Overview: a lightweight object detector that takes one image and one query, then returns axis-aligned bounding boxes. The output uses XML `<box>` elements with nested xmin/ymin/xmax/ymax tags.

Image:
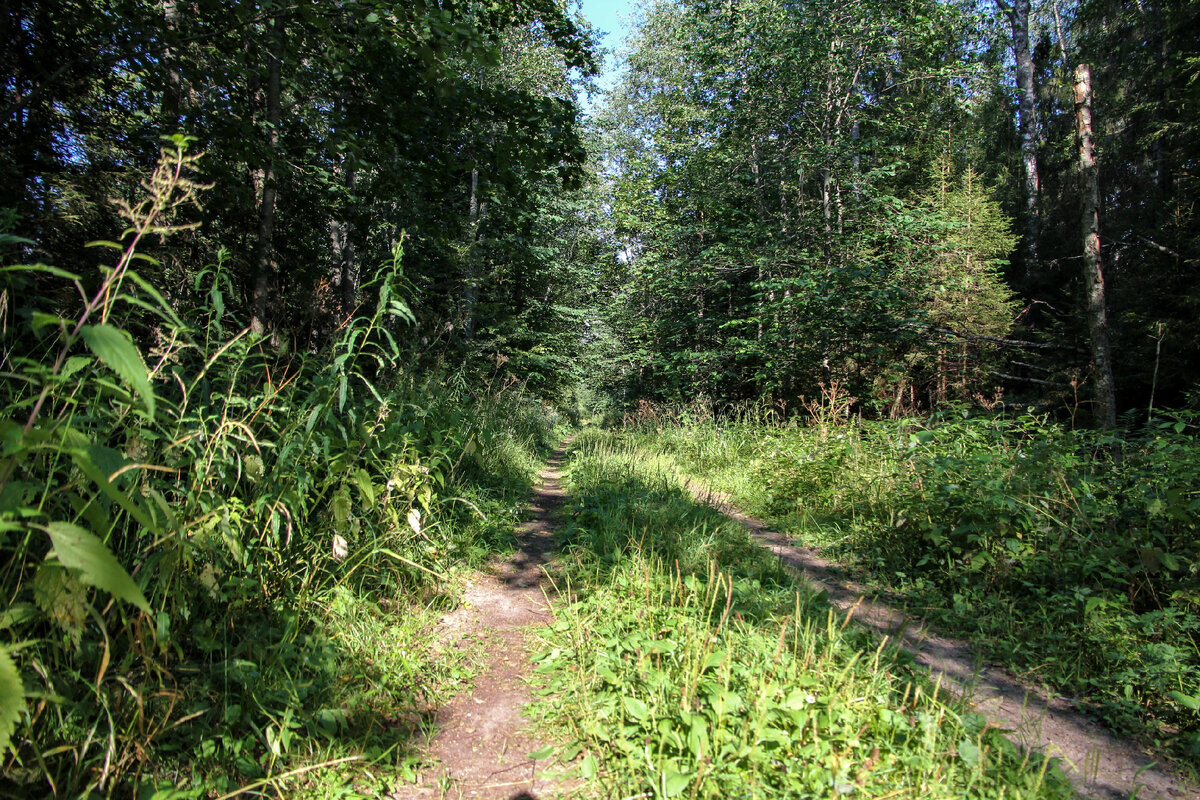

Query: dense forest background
<box><xmin>596</xmin><ymin>0</ymin><xmax>1200</xmax><ymax>421</ymax></box>
<box><xmin>2</xmin><ymin>0</ymin><xmax>603</xmax><ymax>398</ymax></box>
<box><xmin>2</xmin><ymin>0</ymin><xmax>1199</xmax><ymax>795</ymax></box>
<box><xmin>4</xmin><ymin>0</ymin><xmax>1200</xmax><ymax>418</ymax></box>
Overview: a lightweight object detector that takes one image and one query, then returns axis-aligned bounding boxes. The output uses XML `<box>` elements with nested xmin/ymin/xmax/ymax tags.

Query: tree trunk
<box><xmin>821</xmin><ymin>157</ymin><xmax>833</xmax><ymax>255</ymax></box>
<box><xmin>330</xmin><ymin>160</ymin><xmax>357</xmax><ymax>318</ymax></box>
<box><xmin>1006</xmin><ymin>0</ymin><xmax>1041</xmax><ymax>284</ymax></box>
<box><xmin>251</xmin><ymin>14</ymin><xmax>283</xmax><ymax>337</ymax></box>
<box><xmin>161</xmin><ymin>0</ymin><xmax>184</xmax><ymax>124</ymax></box>
<box><xmin>750</xmin><ymin>138</ymin><xmax>766</xmax><ymax>222</ymax></box>
<box><xmin>463</xmin><ymin>166</ymin><xmax>482</xmax><ymax>340</ymax></box>
<box><xmin>1074</xmin><ymin>63</ymin><xmax>1117</xmax><ymax>429</ymax></box>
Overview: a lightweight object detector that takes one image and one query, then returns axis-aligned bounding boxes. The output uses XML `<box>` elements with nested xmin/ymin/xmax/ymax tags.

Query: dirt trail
<box><xmin>688</xmin><ymin>484</ymin><xmax>1195</xmax><ymax>800</ymax></box>
<box><xmin>391</xmin><ymin>443</ymin><xmax>570</xmax><ymax>800</ymax></box>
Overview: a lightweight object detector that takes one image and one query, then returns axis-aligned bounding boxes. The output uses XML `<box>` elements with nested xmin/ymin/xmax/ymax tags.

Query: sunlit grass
<box><xmin>628</xmin><ymin>409</ymin><xmax>1200</xmax><ymax>766</ymax></box>
<box><xmin>531</xmin><ymin>431</ymin><xmax>1074</xmax><ymax>798</ymax></box>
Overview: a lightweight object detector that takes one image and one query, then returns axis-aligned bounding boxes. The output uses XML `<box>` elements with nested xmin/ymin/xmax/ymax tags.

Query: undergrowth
<box><xmin>531</xmin><ymin>429</ymin><xmax>1075</xmax><ymax>798</ymax></box>
<box><xmin>627</xmin><ymin>396</ymin><xmax>1200</xmax><ymax>767</ymax></box>
<box><xmin>0</xmin><ymin>141</ymin><xmax>562</xmax><ymax>797</ymax></box>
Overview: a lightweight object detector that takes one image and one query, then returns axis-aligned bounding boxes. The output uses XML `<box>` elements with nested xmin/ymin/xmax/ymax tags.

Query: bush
<box><xmin>640</xmin><ymin>408</ymin><xmax>1200</xmax><ymax>762</ymax></box>
<box><xmin>0</xmin><ymin>143</ymin><xmax>562</xmax><ymax>795</ymax></box>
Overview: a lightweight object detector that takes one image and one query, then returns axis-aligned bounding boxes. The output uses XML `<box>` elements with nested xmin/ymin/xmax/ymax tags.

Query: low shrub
<box><xmin>640</xmin><ymin>409</ymin><xmax>1200</xmax><ymax>763</ymax></box>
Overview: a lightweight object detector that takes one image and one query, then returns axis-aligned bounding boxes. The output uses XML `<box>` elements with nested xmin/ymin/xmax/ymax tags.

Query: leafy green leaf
<box><xmin>31</xmin><ymin>313</ymin><xmax>65</xmax><ymax>335</ymax></box>
<box><xmin>0</xmin><ymin>603</ymin><xmax>36</xmax><ymax>630</ymax></box>
<box><xmin>662</xmin><ymin>766</ymin><xmax>690</xmax><ymax>797</ymax></box>
<box><xmin>353</xmin><ymin>468</ymin><xmax>376</xmax><ymax>505</ymax></box>
<box><xmin>70</xmin><ymin>448</ymin><xmax>159</xmax><ymax>533</ymax></box>
<box><xmin>60</xmin><ymin>355</ymin><xmax>94</xmax><ymax>381</ymax></box>
<box><xmin>957</xmin><ymin>738</ymin><xmax>980</xmax><ymax>767</ymax></box>
<box><xmin>332</xmin><ymin>491</ymin><xmax>352</xmax><ymax>524</ymax></box>
<box><xmin>687</xmin><ymin>720</ymin><xmax>709</xmax><ymax>759</ymax></box>
<box><xmin>44</xmin><ymin>522</ymin><xmax>151</xmax><ymax>613</ymax></box>
<box><xmin>124</xmin><ymin>270</ymin><xmax>186</xmax><ymax>328</ymax></box>
<box><xmin>622</xmin><ymin>696</ymin><xmax>649</xmax><ymax>721</ymax></box>
<box><xmin>79</xmin><ymin>324</ymin><xmax>156</xmax><ymax>415</ymax></box>
<box><xmin>0</xmin><ymin>262</ymin><xmax>79</xmax><ymax>280</ymax></box>
<box><xmin>1168</xmin><ymin>691</ymin><xmax>1200</xmax><ymax>712</ymax></box>
<box><xmin>0</xmin><ymin>645</ymin><xmax>23</xmax><ymax>754</ymax></box>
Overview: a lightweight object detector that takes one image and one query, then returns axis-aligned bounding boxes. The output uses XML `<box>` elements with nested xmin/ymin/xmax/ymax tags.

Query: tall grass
<box><xmin>626</xmin><ymin>399</ymin><xmax>1200</xmax><ymax>765</ymax></box>
<box><xmin>0</xmin><ymin>142</ymin><xmax>562</xmax><ymax>796</ymax></box>
<box><xmin>532</xmin><ymin>430</ymin><xmax>1074</xmax><ymax>798</ymax></box>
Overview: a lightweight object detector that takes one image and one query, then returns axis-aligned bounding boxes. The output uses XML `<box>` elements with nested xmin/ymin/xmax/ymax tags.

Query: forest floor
<box><xmin>684</xmin><ymin>481</ymin><xmax>1196</xmax><ymax>800</ymax></box>
<box><xmin>386</xmin><ymin>438</ymin><xmax>1194</xmax><ymax>800</ymax></box>
<box><xmin>389</xmin><ymin>442</ymin><xmax>572</xmax><ymax>800</ymax></box>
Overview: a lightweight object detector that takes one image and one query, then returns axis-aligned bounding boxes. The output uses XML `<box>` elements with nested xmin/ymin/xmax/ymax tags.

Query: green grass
<box><xmin>622</xmin><ymin>407</ymin><xmax>1200</xmax><ymax>768</ymax></box>
<box><xmin>530</xmin><ymin>429</ymin><xmax>1075</xmax><ymax>798</ymax></box>
<box><xmin>0</xmin><ymin>389</ymin><xmax>557</xmax><ymax>799</ymax></box>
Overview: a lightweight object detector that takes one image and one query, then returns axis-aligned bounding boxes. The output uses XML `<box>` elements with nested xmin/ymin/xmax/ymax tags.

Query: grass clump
<box><xmin>532</xmin><ymin>430</ymin><xmax>1074</xmax><ymax>798</ymax></box>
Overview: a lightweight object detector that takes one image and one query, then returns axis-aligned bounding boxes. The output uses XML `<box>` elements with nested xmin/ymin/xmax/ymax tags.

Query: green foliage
<box><xmin>0</xmin><ymin>144</ymin><xmax>563</xmax><ymax>795</ymax></box>
<box><xmin>78</xmin><ymin>324</ymin><xmax>157</xmax><ymax>416</ymax></box>
<box><xmin>911</xmin><ymin>165</ymin><xmax>1018</xmax><ymax>337</ymax></box>
<box><xmin>2</xmin><ymin>0</ymin><xmax>599</xmax><ymax>399</ymax></box>
<box><xmin>884</xmin><ymin>165</ymin><xmax>1019</xmax><ymax>408</ymax></box>
<box><xmin>594</xmin><ymin>0</ymin><xmax>1015</xmax><ymax>410</ymax></box>
<box><xmin>533</xmin><ymin>430</ymin><xmax>1075</xmax><ymax>797</ymax></box>
<box><xmin>0</xmin><ymin>646</ymin><xmax>21</xmax><ymax>755</ymax></box>
<box><xmin>640</xmin><ymin>409</ymin><xmax>1200</xmax><ymax>763</ymax></box>
<box><xmin>44</xmin><ymin>522</ymin><xmax>150</xmax><ymax>614</ymax></box>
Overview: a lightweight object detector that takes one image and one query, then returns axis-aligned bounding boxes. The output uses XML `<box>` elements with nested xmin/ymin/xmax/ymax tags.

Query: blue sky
<box><xmin>576</xmin><ymin>0</ymin><xmax>638</xmax><ymax>91</ymax></box>
<box><xmin>578</xmin><ymin>0</ymin><xmax>636</xmax><ymax>45</ymax></box>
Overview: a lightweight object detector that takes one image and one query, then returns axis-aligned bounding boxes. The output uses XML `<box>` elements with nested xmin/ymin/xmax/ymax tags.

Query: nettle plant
<box><xmin>0</xmin><ymin>140</ymin><xmax>458</xmax><ymax>793</ymax></box>
<box><xmin>0</xmin><ymin>139</ymin><xmax>206</xmax><ymax>757</ymax></box>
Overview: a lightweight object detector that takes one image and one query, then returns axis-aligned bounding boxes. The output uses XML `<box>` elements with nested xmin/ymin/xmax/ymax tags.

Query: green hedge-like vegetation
<box><xmin>0</xmin><ymin>144</ymin><xmax>563</xmax><ymax>796</ymax></box>
<box><xmin>631</xmin><ymin>404</ymin><xmax>1200</xmax><ymax>766</ymax></box>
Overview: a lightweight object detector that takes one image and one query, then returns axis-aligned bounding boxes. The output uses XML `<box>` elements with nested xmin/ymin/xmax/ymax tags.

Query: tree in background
<box><xmin>594</xmin><ymin>0</ymin><xmax>1017</xmax><ymax>412</ymax></box>
<box><xmin>0</xmin><ymin>0</ymin><xmax>598</xmax><ymax>392</ymax></box>
<box><xmin>893</xmin><ymin>164</ymin><xmax>1019</xmax><ymax>411</ymax></box>
<box><xmin>592</xmin><ymin>0</ymin><xmax>1200</xmax><ymax>420</ymax></box>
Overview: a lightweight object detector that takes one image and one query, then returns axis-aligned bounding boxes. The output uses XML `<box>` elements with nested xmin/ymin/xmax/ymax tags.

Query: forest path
<box><xmin>390</xmin><ymin>441</ymin><xmax>572</xmax><ymax>800</ymax></box>
<box><xmin>686</xmin><ymin>482</ymin><xmax>1195</xmax><ymax>800</ymax></box>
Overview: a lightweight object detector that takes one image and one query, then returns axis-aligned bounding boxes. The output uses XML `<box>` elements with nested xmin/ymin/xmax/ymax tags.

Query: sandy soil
<box><xmin>687</xmin><ymin>482</ymin><xmax>1197</xmax><ymax>800</ymax></box>
<box><xmin>388</xmin><ymin>445</ymin><xmax>570</xmax><ymax>800</ymax></box>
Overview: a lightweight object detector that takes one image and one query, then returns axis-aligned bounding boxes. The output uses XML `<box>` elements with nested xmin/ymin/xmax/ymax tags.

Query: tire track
<box><xmin>391</xmin><ymin>441</ymin><xmax>571</xmax><ymax>800</ymax></box>
<box><xmin>687</xmin><ymin>481</ymin><xmax>1194</xmax><ymax>800</ymax></box>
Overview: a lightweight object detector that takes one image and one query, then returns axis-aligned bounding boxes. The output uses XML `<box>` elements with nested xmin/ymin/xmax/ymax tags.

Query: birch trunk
<box><xmin>251</xmin><ymin>15</ymin><xmax>283</xmax><ymax>336</ymax></box>
<box><xmin>463</xmin><ymin>166</ymin><xmax>481</xmax><ymax>340</ymax></box>
<box><xmin>1074</xmin><ymin>63</ymin><xmax>1117</xmax><ymax>429</ymax></box>
<box><xmin>330</xmin><ymin>155</ymin><xmax>358</xmax><ymax>317</ymax></box>
<box><xmin>1006</xmin><ymin>0</ymin><xmax>1041</xmax><ymax>283</ymax></box>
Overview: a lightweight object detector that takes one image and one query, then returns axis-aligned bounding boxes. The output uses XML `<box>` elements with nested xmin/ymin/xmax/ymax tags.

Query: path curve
<box><xmin>688</xmin><ymin>483</ymin><xmax>1195</xmax><ymax>800</ymax></box>
<box><xmin>391</xmin><ymin>442</ymin><xmax>571</xmax><ymax>800</ymax></box>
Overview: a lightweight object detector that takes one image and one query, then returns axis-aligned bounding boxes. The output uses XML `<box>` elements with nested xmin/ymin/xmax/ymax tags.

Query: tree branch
<box><xmin>904</xmin><ymin>323</ymin><xmax>1084</xmax><ymax>351</ymax></box>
